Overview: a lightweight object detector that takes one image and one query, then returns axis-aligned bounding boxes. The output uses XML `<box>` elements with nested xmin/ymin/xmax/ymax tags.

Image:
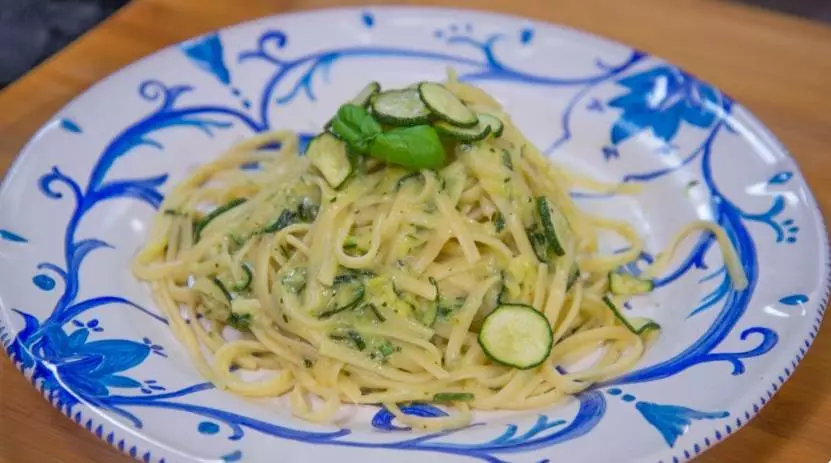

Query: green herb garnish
<box><xmin>501</xmin><ymin>149</ymin><xmax>513</xmax><ymax>170</ymax></box>
<box><xmin>370</xmin><ymin>125</ymin><xmax>445</xmax><ymax>169</ymax></box>
<box><xmin>493</xmin><ymin>211</ymin><xmax>505</xmax><ymax>232</ymax></box>
<box><xmin>330</xmin><ymin>103</ymin><xmax>382</xmax><ymax>153</ymax></box>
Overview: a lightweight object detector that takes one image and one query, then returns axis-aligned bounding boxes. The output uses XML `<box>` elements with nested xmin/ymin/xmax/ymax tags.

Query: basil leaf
<box><xmin>331</xmin><ymin>103</ymin><xmax>381</xmax><ymax>154</ymax></box>
<box><xmin>369</xmin><ymin>125</ymin><xmax>445</xmax><ymax>169</ymax></box>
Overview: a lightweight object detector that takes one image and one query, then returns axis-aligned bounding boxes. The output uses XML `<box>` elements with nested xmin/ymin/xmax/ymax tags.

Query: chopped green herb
<box><xmin>348</xmin><ymin>330</ymin><xmax>366</xmax><ymax>350</ymax></box>
<box><xmin>501</xmin><ymin>149</ymin><xmax>513</xmax><ymax>170</ymax></box>
<box><xmin>493</xmin><ymin>212</ymin><xmax>505</xmax><ymax>232</ymax></box>
<box><xmin>163</xmin><ymin>209</ymin><xmax>186</xmax><ymax>217</ymax></box>
<box><xmin>378</xmin><ymin>342</ymin><xmax>396</xmax><ymax>357</ymax></box>
<box><xmin>303</xmin><ymin>358</ymin><xmax>314</xmax><ymax>368</ymax></box>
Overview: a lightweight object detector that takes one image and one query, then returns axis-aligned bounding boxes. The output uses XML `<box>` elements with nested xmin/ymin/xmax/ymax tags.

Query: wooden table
<box><xmin>1</xmin><ymin>0</ymin><xmax>830</xmax><ymax>461</ymax></box>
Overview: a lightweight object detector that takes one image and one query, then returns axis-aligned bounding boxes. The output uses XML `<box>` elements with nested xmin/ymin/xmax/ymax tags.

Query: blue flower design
<box><xmin>635</xmin><ymin>401</ymin><xmax>728</xmax><ymax>447</ymax></box>
<box><xmin>607</xmin><ymin>66</ymin><xmax>725</xmax><ymax>146</ymax></box>
<box><xmin>38</xmin><ymin>327</ymin><xmax>150</xmax><ymax>397</ymax></box>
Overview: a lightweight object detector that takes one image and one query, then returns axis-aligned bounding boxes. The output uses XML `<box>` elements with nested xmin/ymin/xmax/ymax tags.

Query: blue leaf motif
<box><xmin>80</xmin><ymin>340</ymin><xmax>151</xmax><ymax>376</ymax></box>
<box><xmin>222</xmin><ymin>450</ymin><xmax>243</xmax><ymax>462</ymax></box>
<box><xmin>181</xmin><ymin>33</ymin><xmax>231</xmax><ymax>85</ymax></box>
<box><xmin>779</xmin><ymin>294</ymin><xmax>808</xmax><ymax>305</ymax></box>
<box><xmin>33</xmin><ymin>274</ymin><xmax>56</xmax><ymax>291</ymax></box>
<box><xmin>602</xmin><ymin>145</ymin><xmax>620</xmax><ymax>160</ymax></box>
<box><xmin>60</xmin><ymin>118</ymin><xmax>83</xmax><ymax>133</ymax></box>
<box><xmin>101</xmin><ymin>375</ymin><xmax>143</xmax><ymax>388</ymax></box>
<box><xmin>652</xmin><ymin>101</ymin><xmax>685</xmax><ymax>142</ymax></box>
<box><xmin>0</xmin><ymin>229</ymin><xmax>27</xmax><ymax>243</ymax></box>
<box><xmin>63</xmin><ymin>372</ymin><xmax>111</xmax><ymax>397</ymax></box>
<box><xmin>371</xmin><ymin>403</ymin><xmax>448</xmax><ymax>431</ymax></box>
<box><xmin>361</xmin><ymin>11</ymin><xmax>375</xmax><ymax>28</ymax></box>
<box><xmin>67</xmin><ymin>329</ymin><xmax>89</xmax><ymax>348</ymax></box>
<box><xmin>635</xmin><ymin>401</ymin><xmax>728</xmax><ymax>447</ymax></box>
<box><xmin>520</xmin><ymin>27</ymin><xmax>534</xmax><ymax>44</ymax></box>
<box><xmin>767</xmin><ymin>171</ymin><xmax>793</xmax><ymax>185</ymax></box>
<box><xmin>12</xmin><ymin>309</ymin><xmax>41</xmax><ymax>341</ymax></box>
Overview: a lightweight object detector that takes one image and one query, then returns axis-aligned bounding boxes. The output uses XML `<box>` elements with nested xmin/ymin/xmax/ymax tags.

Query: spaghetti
<box><xmin>133</xmin><ymin>75</ymin><xmax>746</xmax><ymax>430</ymax></box>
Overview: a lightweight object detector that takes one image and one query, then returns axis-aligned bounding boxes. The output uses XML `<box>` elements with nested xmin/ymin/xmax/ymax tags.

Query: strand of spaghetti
<box><xmin>153</xmin><ymin>281</ymin><xmax>223</xmax><ymax>387</ymax></box>
<box><xmin>552</xmin><ymin>280</ymin><xmax>584</xmax><ymax>344</ymax></box>
<box><xmin>578</xmin><ymin>215</ymin><xmax>643</xmax><ymax>273</ymax></box>
<box><xmin>213</xmin><ymin>341</ymin><xmax>295</xmax><ymax>396</ymax></box>
<box><xmin>444</xmin><ymin>276</ymin><xmax>500</xmax><ymax>367</ymax></box>
<box><xmin>475</xmin><ymin>370</ymin><xmax>528</xmax><ymax>410</ymax></box>
<box><xmin>318</xmin><ymin>340</ymin><xmax>434</xmax><ymax>383</ymax></box>
<box><xmin>542</xmin><ymin>252</ymin><xmax>575</xmax><ymax>325</ymax></box>
<box><xmin>435</xmin><ymin>192</ymin><xmax>480</xmax><ymax>264</ymax></box>
<box><xmin>533</xmin><ymin>262</ymin><xmax>549</xmax><ymax>310</ymax></box>
<box><xmin>382</xmin><ymin>402</ymin><xmax>472</xmax><ymax>431</ymax></box>
<box><xmin>642</xmin><ymin>220</ymin><xmax>748</xmax><ymax>289</ymax></box>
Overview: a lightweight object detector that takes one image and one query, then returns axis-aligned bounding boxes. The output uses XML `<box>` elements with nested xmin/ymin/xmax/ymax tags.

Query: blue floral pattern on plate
<box><xmin>0</xmin><ymin>7</ymin><xmax>827</xmax><ymax>463</ymax></box>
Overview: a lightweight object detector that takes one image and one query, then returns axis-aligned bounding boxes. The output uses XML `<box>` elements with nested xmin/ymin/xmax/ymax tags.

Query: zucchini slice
<box><xmin>416</xmin><ymin>301</ymin><xmax>438</xmax><ymax>327</ymax></box>
<box><xmin>194</xmin><ymin>198</ymin><xmax>246</xmax><ymax>241</ymax></box>
<box><xmin>608</xmin><ymin>272</ymin><xmax>654</xmax><ymax>296</ymax></box>
<box><xmin>477</xmin><ymin>113</ymin><xmax>504</xmax><ymax>138</ymax></box>
<box><xmin>536</xmin><ymin>196</ymin><xmax>572</xmax><ymax>257</ymax></box>
<box><xmin>193</xmin><ymin>276</ymin><xmax>231</xmax><ymax>320</ymax></box>
<box><xmin>318</xmin><ymin>279</ymin><xmax>366</xmax><ymax>319</ymax></box>
<box><xmin>306</xmin><ymin>132</ymin><xmax>353</xmax><ymax>188</ymax></box>
<box><xmin>527</xmin><ymin>227</ymin><xmax>551</xmax><ymax>263</ymax></box>
<box><xmin>478</xmin><ymin>304</ymin><xmax>553</xmax><ymax>369</ymax></box>
<box><xmin>602</xmin><ymin>296</ymin><xmax>661</xmax><ymax>335</ymax></box>
<box><xmin>418</xmin><ymin>82</ymin><xmax>478</xmax><ymax>127</ymax></box>
<box><xmin>324</xmin><ymin>82</ymin><xmax>381</xmax><ymax>128</ymax></box>
<box><xmin>371</xmin><ymin>89</ymin><xmax>431</xmax><ymax>126</ymax></box>
<box><xmin>434</xmin><ymin>120</ymin><xmax>491</xmax><ymax>142</ymax></box>
<box><xmin>280</xmin><ymin>267</ymin><xmax>307</xmax><ymax>294</ymax></box>
<box><xmin>351</xmin><ymin>81</ymin><xmax>381</xmax><ymax>107</ymax></box>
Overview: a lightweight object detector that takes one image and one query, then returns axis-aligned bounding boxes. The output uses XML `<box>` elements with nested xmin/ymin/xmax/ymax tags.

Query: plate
<box><xmin>0</xmin><ymin>7</ymin><xmax>827</xmax><ymax>463</ymax></box>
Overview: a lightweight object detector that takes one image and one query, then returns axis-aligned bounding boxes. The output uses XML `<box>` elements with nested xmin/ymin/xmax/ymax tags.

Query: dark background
<box><xmin>0</xmin><ymin>0</ymin><xmax>829</xmax><ymax>90</ymax></box>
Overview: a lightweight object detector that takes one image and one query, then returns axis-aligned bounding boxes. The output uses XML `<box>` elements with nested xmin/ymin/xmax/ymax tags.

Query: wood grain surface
<box><xmin>1</xmin><ymin>0</ymin><xmax>830</xmax><ymax>462</ymax></box>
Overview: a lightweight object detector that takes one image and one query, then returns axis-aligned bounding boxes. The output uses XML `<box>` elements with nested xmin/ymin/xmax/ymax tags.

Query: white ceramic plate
<box><xmin>1</xmin><ymin>7</ymin><xmax>827</xmax><ymax>463</ymax></box>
